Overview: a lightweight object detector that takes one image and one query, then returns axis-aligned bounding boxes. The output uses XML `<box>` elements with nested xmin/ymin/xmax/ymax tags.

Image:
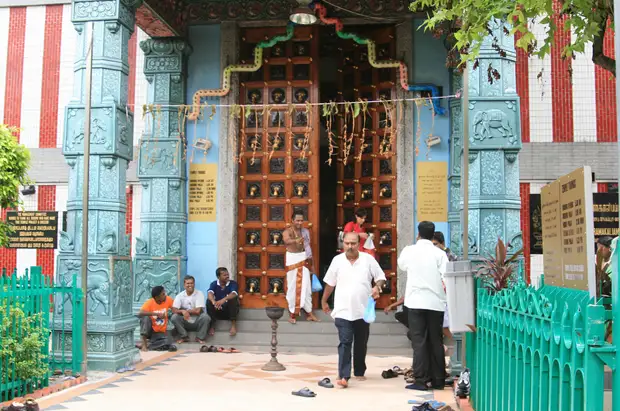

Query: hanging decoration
<box><xmin>313</xmin><ymin>3</ymin><xmax>447</xmax><ymax>116</ymax></box>
<box><xmin>187</xmin><ymin>23</ymin><xmax>296</xmax><ymax>120</ymax></box>
<box><xmin>187</xmin><ymin>2</ymin><xmax>448</xmax><ymax>120</ymax></box>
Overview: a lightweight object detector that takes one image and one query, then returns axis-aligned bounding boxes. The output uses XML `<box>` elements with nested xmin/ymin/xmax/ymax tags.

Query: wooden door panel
<box><xmin>237</xmin><ymin>26</ymin><xmax>320</xmax><ymax>309</ymax></box>
<box><xmin>335</xmin><ymin>26</ymin><xmax>398</xmax><ymax>309</ymax></box>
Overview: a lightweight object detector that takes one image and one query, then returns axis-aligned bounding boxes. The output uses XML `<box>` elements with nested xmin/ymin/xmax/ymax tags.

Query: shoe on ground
<box><xmin>456</xmin><ymin>368</ymin><xmax>471</xmax><ymax>398</ymax></box>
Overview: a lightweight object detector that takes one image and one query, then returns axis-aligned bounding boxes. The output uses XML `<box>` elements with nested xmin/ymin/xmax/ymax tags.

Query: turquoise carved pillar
<box><xmin>448</xmin><ymin>21</ymin><xmax>523</xmax><ymax>260</ymax></box>
<box><xmin>133</xmin><ymin>38</ymin><xmax>191</xmax><ymax>315</ymax></box>
<box><xmin>54</xmin><ymin>0</ymin><xmax>140</xmax><ymax>371</ymax></box>
<box><xmin>447</xmin><ymin>21</ymin><xmax>522</xmax><ymax>376</ymax></box>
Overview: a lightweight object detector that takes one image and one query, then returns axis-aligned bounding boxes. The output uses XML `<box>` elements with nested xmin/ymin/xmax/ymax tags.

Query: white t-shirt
<box><xmin>323</xmin><ymin>252</ymin><xmax>386</xmax><ymax>321</ymax></box>
<box><xmin>398</xmin><ymin>239</ymin><xmax>448</xmax><ymax>312</ymax></box>
<box><xmin>173</xmin><ymin>290</ymin><xmax>206</xmax><ymax>311</ymax></box>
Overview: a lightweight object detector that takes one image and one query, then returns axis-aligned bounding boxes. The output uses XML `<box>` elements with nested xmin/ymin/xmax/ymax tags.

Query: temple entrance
<box><xmin>236</xmin><ymin>24</ymin><xmax>398</xmax><ymax>309</ymax></box>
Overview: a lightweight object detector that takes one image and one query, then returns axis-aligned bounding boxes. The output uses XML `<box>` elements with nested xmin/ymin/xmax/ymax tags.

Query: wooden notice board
<box><xmin>541</xmin><ymin>166</ymin><xmax>596</xmax><ymax>297</ymax></box>
<box><xmin>189</xmin><ymin>163</ymin><xmax>217</xmax><ymax>222</ymax></box>
<box><xmin>416</xmin><ymin>161</ymin><xmax>448</xmax><ymax>222</ymax></box>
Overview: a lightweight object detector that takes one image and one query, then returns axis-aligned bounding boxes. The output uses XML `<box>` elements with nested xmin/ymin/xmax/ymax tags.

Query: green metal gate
<box><xmin>0</xmin><ymin>266</ymin><xmax>83</xmax><ymax>402</ymax></box>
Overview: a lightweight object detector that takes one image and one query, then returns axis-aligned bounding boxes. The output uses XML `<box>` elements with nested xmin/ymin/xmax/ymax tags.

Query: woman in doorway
<box><xmin>343</xmin><ymin>208</ymin><xmax>375</xmax><ymax>258</ymax></box>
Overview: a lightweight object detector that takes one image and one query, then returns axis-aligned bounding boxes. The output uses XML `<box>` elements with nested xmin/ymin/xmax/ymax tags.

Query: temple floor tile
<box><xmin>39</xmin><ymin>351</ymin><xmax>457</xmax><ymax>411</ymax></box>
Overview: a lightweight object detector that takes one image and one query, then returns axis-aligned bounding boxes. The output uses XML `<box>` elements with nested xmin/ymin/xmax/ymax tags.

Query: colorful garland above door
<box><xmin>188</xmin><ymin>2</ymin><xmax>448</xmax><ymax>120</ymax></box>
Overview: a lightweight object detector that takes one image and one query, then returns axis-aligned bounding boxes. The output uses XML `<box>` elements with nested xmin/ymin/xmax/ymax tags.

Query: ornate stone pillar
<box><xmin>448</xmin><ymin>21</ymin><xmax>522</xmax><ymax>260</ymax></box>
<box><xmin>55</xmin><ymin>0</ymin><xmax>140</xmax><ymax>371</ymax></box>
<box><xmin>133</xmin><ymin>38</ymin><xmax>191</xmax><ymax>315</ymax></box>
<box><xmin>447</xmin><ymin>22</ymin><xmax>522</xmax><ymax>375</ymax></box>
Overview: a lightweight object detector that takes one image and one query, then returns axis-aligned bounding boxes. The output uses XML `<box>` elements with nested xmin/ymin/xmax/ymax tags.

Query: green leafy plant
<box><xmin>0</xmin><ymin>124</ymin><xmax>31</xmax><ymax>247</ymax></box>
<box><xmin>476</xmin><ymin>238</ymin><xmax>524</xmax><ymax>294</ymax></box>
<box><xmin>409</xmin><ymin>0</ymin><xmax>615</xmax><ymax>76</ymax></box>
<box><xmin>0</xmin><ymin>302</ymin><xmax>49</xmax><ymax>383</ymax></box>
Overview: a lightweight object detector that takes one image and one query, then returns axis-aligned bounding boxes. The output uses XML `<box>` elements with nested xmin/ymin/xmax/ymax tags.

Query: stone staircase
<box><xmin>177</xmin><ymin>308</ymin><xmax>412</xmax><ymax>356</ymax></box>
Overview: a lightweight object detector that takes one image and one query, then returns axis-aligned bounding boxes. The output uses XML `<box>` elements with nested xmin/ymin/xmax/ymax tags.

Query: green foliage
<box><xmin>409</xmin><ymin>0</ymin><xmax>615</xmax><ymax>75</ymax></box>
<box><xmin>476</xmin><ymin>238</ymin><xmax>524</xmax><ymax>294</ymax></box>
<box><xmin>0</xmin><ymin>302</ymin><xmax>49</xmax><ymax>382</ymax></box>
<box><xmin>0</xmin><ymin>124</ymin><xmax>32</xmax><ymax>247</ymax></box>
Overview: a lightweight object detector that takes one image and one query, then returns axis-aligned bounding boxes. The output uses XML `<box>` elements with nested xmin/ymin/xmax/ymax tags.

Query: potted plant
<box><xmin>475</xmin><ymin>238</ymin><xmax>523</xmax><ymax>294</ymax></box>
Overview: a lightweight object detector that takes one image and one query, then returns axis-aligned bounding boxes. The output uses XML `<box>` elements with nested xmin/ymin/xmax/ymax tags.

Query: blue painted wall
<box><xmin>185</xmin><ymin>25</ymin><xmax>221</xmax><ymax>292</ymax></box>
<box><xmin>412</xmin><ymin>19</ymin><xmax>451</xmax><ymax>240</ymax></box>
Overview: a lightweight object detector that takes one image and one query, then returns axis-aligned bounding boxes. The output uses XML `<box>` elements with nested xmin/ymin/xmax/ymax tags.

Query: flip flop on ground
<box><xmin>291</xmin><ymin>387</ymin><xmax>317</xmax><ymax>397</ymax></box>
<box><xmin>200</xmin><ymin>345</ymin><xmax>217</xmax><ymax>353</ymax></box>
<box><xmin>318</xmin><ymin>378</ymin><xmax>334</xmax><ymax>388</ymax></box>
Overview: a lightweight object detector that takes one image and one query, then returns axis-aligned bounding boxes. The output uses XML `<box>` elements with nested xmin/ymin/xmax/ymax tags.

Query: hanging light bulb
<box><xmin>290</xmin><ymin>0</ymin><xmax>318</xmax><ymax>25</ymax></box>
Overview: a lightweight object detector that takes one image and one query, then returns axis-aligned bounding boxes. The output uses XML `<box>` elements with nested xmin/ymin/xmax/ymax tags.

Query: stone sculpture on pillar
<box><xmin>54</xmin><ymin>0</ymin><xmax>142</xmax><ymax>371</ymax></box>
<box><xmin>133</xmin><ymin>38</ymin><xmax>192</xmax><ymax>318</ymax></box>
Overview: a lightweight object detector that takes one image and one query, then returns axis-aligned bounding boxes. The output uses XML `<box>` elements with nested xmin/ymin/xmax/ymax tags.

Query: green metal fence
<box><xmin>0</xmin><ymin>266</ymin><xmax>83</xmax><ymax>402</ymax></box>
<box><xmin>469</xmin><ymin>274</ymin><xmax>615</xmax><ymax>411</ymax></box>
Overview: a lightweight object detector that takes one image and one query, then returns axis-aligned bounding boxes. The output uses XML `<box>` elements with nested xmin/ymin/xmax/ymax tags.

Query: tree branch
<box><xmin>592</xmin><ymin>11</ymin><xmax>616</xmax><ymax>77</ymax></box>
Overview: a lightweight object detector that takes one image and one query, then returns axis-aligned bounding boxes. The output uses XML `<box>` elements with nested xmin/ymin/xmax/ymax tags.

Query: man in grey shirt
<box><xmin>171</xmin><ymin>275</ymin><xmax>210</xmax><ymax>344</ymax></box>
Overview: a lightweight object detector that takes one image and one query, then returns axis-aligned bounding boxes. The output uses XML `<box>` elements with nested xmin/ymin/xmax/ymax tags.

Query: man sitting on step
<box><xmin>171</xmin><ymin>275</ymin><xmax>210</xmax><ymax>344</ymax></box>
<box><xmin>138</xmin><ymin>286</ymin><xmax>176</xmax><ymax>352</ymax></box>
<box><xmin>207</xmin><ymin>267</ymin><xmax>239</xmax><ymax>336</ymax></box>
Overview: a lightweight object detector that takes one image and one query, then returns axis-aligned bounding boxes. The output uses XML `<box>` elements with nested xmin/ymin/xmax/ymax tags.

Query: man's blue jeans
<box><xmin>334</xmin><ymin>318</ymin><xmax>370</xmax><ymax>379</ymax></box>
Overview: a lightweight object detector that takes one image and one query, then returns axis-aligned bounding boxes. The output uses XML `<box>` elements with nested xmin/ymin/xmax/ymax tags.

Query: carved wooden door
<box><xmin>236</xmin><ymin>26</ymin><xmax>320</xmax><ymax>309</ymax></box>
<box><xmin>335</xmin><ymin>26</ymin><xmax>398</xmax><ymax>309</ymax></box>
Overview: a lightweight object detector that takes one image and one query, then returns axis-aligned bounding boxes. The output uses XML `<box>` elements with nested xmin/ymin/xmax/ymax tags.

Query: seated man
<box><xmin>138</xmin><ymin>285</ymin><xmax>176</xmax><ymax>352</ymax></box>
<box><xmin>171</xmin><ymin>275</ymin><xmax>210</xmax><ymax>344</ymax></box>
<box><xmin>207</xmin><ymin>267</ymin><xmax>239</xmax><ymax>336</ymax></box>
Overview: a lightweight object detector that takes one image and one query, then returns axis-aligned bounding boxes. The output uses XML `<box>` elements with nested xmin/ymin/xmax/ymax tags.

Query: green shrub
<box><xmin>0</xmin><ymin>302</ymin><xmax>48</xmax><ymax>382</ymax></box>
<box><xmin>0</xmin><ymin>124</ymin><xmax>31</xmax><ymax>247</ymax></box>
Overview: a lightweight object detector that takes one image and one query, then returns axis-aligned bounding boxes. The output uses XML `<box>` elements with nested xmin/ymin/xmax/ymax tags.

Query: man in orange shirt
<box><xmin>138</xmin><ymin>286</ymin><xmax>176</xmax><ymax>352</ymax></box>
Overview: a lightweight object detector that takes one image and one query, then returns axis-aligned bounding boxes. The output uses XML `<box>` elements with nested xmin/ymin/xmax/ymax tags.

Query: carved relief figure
<box><xmin>56</xmin><ymin>259</ymin><xmax>81</xmax><ymax>314</ymax></box>
<box><xmin>146</xmin><ymin>148</ymin><xmax>174</xmax><ymax>170</ymax></box>
<box><xmin>86</xmin><ymin>263</ymin><xmax>111</xmax><ymax>316</ymax></box>
<box><xmin>134</xmin><ymin>260</ymin><xmax>178</xmax><ymax>302</ymax></box>
<box><xmin>472</xmin><ymin>109</ymin><xmax>514</xmax><ymax>143</ymax></box>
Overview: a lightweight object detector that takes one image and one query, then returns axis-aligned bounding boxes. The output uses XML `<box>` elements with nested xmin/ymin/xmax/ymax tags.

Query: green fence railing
<box><xmin>0</xmin><ymin>266</ymin><xmax>83</xmax><ymax>402</ymax></box>
<box><xmin>469</xmin><ymin>273</ymin><xmax>617</xmax><ymax>411</ymax></box>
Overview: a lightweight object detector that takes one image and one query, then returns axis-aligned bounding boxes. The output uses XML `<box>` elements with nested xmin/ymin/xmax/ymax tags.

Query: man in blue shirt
<box><xmin>207</xmin><ymin>267</ymin><xmax>239</xmax><ymax>336</ymax></box>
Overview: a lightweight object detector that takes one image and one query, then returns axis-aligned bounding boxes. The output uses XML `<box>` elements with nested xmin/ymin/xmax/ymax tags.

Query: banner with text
<box><xmin>189</xmin><ymin>163</ymin><xmax>217</xmax><ymax>222</ymax></box>
<box><xmin>530</xmin><ymin>193</ymin><xmax>618</xmax><ymax>254</ymax></box>
<box><xmin>416</xmin><ymin>161</ymin><xmax>448</xmax><ymax>222</ymax></box>
<box><xmin>541</xmin><ymin>166</ymin><xmax>596</xmax><ymax>297</ymax></box>
<box><xmin>6</xmin><ymin>211</ymin><xmax>58</xmax><ymax>249</ymax></box>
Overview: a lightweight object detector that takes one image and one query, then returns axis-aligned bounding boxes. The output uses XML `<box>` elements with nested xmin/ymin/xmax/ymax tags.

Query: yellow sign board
<box><xmin>540</xmin><ymin>181</ymin><xmax>563</xmax><ymax>286</ymax></box>
<box><xmin>416</xmin><ymin>161</ymin><xmax>448</xmax><ymax>222</ymax></box>
<box><xmin>541</xmin><ymin>166</ymin><xmax>596</xmax><ymax>296</ymax></box>
<box><xmin>189</xmin><ymin>163</ymin><xmax>217</xmax><ymax>222</ymax></box>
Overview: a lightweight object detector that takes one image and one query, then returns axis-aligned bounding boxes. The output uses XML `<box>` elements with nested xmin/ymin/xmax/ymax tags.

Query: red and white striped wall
<box><xmin>0</xmin><ymin>4</ymin><xmax>149</xmax><ymax>276</ymax></box>
<box><xmin>519</xmin><ymin>20</ymin><xmax>617</xmax><ymax>143</ymax></box>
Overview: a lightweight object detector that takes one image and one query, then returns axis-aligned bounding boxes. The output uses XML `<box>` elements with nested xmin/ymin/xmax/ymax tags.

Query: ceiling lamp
<box><xmin>290</xmin><ymin>0</ymin><xmax>317</xmax><ymax>25</ymax></box>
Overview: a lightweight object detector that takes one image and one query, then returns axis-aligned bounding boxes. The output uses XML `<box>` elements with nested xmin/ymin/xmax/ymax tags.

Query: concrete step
<box><xmin>202</xmin><ymin>328</ymin><xmax>410</xmax><ymax>348</ymax></box>
<box><xmin>236</xmin><ymin>309</ymin><xmax>402</xmax><ymax>324</ymax></box>
<box><xmin>176</xmin><ymin>341</ymin><xmax>412</xmax><ymax>357</ymax></box>
<box><xmin>211</xmin><ymin>318</ymin><xmax>408</xmax><ymax>335</ymax></box>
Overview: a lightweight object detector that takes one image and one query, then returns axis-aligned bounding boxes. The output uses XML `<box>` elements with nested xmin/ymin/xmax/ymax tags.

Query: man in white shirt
<box><xmin>171</xmin><ymin>275</ymin><xmax>210</xmax><ymax>344</ymax></box>
<box><xmin>397</xmin><ymin>221</ymin><xmax>448</xmax><ymax>391</ymax></box>
<box><xmin>321</xmin><ymin>232</ymin><xmax>386</xmax><ymax>388</ymax></box>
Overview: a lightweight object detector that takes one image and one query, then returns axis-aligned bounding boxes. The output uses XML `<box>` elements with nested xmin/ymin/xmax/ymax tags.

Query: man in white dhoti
<box><xmin>283</xmin><ymin>210</ymin><xmax>319</xmax><ymax>324</ymax></box>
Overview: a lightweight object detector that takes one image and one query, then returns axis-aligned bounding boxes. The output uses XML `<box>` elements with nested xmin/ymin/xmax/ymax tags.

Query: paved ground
<box><xmin>37</xmin><ymin>350</ymin><xmax>457</xmax><ymax>411</ymax></box>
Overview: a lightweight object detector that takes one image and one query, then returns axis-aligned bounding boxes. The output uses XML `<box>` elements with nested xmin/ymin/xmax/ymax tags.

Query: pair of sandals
<box><xmin>382</xmin><ymin>365</ymin><xmax>406</xmax><ymax>379</ymax></box>
<box><xmin>409</xmin><ymin>400</ymin><xmax>449</xmax><ymax>411</ymax></box>
<box><xmin>290</xmin><ymin>376</ymin><xmax>335</xmax><ymax>398</ymax></box>
<box><xmin>199</xmin><ymin>345</ymin><xmax>240</xmax><ymax>353</ymax></box>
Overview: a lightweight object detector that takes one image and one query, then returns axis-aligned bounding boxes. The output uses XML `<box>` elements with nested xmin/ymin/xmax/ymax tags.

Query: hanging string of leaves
<box><xmin>322</xmin><ymin>102</ymin><xmax>338</xmax><ymax>166</ymax></box>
